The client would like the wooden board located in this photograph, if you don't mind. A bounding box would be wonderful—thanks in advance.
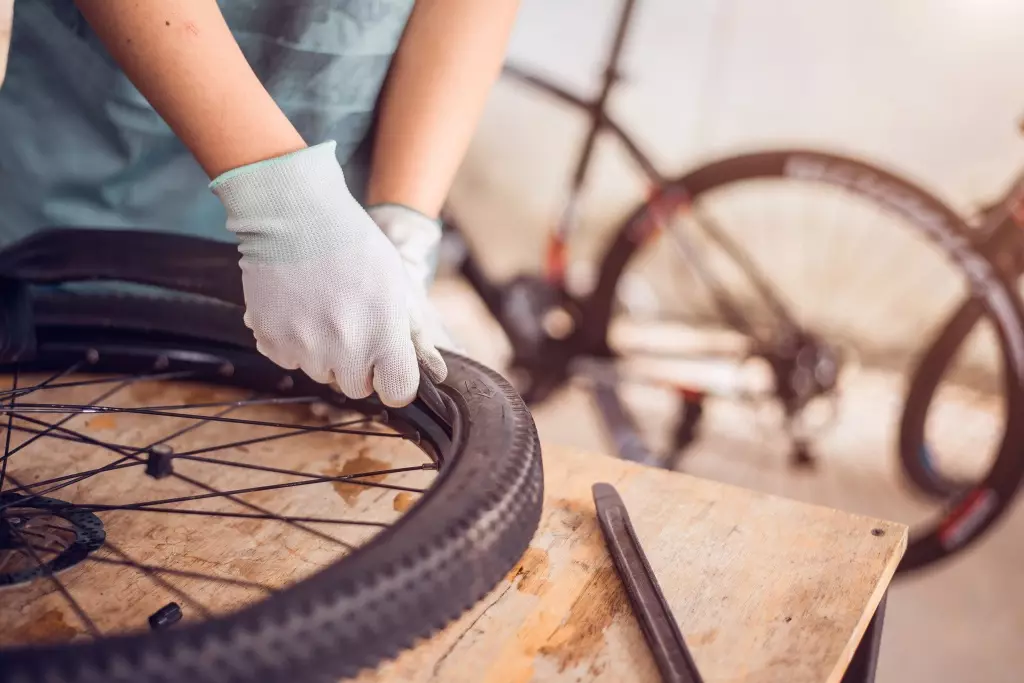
[0,377,435,645]
[359,447,907,683]
[0,374,905,682]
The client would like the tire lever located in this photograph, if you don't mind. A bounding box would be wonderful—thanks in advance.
[592,483,705,683]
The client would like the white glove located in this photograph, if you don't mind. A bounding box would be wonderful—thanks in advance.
[367,204,461,352]
[211,141,446,407]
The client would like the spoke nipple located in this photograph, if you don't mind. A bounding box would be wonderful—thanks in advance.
[421,462,439,471]
[154,355,170,370]
[218,362,235,377]
[85,349,100,364]
[148,602,182,631]
[145,444,175,480]
[277,375,295,391]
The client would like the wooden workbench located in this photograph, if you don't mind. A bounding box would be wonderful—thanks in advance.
[1,372,904,683]
[360,446,906,683]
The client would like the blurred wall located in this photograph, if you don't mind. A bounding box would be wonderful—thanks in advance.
[451,0,1024,276]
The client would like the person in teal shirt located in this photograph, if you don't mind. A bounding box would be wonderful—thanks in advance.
[0,0,520,406]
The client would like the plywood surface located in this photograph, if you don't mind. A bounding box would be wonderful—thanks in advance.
[360,447,907,683]
[0,378,435,645]
[1,375,905,683]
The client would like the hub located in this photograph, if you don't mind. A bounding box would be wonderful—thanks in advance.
[0,493,105,587]
[762,332,841,413]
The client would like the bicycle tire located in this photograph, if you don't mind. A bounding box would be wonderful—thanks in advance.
[589,149,1024,573]
[1,290,544,683]
[898,298,991,498]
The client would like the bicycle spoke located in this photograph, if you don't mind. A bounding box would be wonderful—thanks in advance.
[85,553,273,593]
[176,454,429,491]
[1,369,18,491]
[0,420,356,551]
[99,541,213,618]
[7,422,136,450]
[0,361,83,401]
[11,412,137,451]
[142,392,260,452]
[71,505,390,527]
[659,211,760,339]
[0,409,246,503]
[122,395,321,412]
[65,465,431,513]
[10,526,101,638]
[172,416,376,458]
[0,369,197,400]
[2,404,400,439]
[1,461,143,496]
[2,369,161,468]
[690,206,800,331]
[151,469,357,550]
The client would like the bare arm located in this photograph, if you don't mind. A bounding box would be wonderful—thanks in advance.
[74,0,305,178]
[366,0,521,218]
[0,0,12,90]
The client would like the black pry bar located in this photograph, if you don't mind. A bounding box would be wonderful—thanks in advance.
[592,482,705,683]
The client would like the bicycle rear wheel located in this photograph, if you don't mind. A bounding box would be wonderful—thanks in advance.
[587,150,1024,573]
[899,299,1004,499]
[0,284,542,682]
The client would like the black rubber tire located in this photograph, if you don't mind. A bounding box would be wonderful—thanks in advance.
[587,149,1024,574]
[1,292,544,683]
[899,298,991,498]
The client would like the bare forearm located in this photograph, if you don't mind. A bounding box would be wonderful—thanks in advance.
[75,0,305,178]
[367,0,520,217]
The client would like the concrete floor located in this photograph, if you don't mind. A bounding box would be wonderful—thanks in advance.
[433,277,1024,683]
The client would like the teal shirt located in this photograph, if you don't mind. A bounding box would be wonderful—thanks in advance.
[0,0,414,248]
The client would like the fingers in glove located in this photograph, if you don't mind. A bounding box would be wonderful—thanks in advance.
[410,323,448,384]
[372,339,421,407]
[336,364,375,401]
[255,339,301,371]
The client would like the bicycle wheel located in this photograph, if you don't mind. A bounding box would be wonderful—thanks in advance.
[899,299,1005,499]
[0,241,543,682]
[587,150,1024,573]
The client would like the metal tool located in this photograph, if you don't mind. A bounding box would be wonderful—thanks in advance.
[592,482,705,683]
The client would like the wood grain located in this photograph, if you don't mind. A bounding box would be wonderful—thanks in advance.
[0,377,434,646]
[359,447,907,683]
[0,375,906,682]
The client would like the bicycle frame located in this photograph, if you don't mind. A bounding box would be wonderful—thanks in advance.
[453,0,802,387]
[504,0,666,287]
[455,0,670,323]
[973,167,1024,275]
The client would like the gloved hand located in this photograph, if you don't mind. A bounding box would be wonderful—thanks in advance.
[367,203,461,352]
[211,141,447,407]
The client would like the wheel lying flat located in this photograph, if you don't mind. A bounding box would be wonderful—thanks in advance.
[0,290,543,683]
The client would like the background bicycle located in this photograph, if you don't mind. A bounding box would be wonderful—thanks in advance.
[433,1,1024,680]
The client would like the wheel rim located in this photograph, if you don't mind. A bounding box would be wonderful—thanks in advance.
[0,331,455,649]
